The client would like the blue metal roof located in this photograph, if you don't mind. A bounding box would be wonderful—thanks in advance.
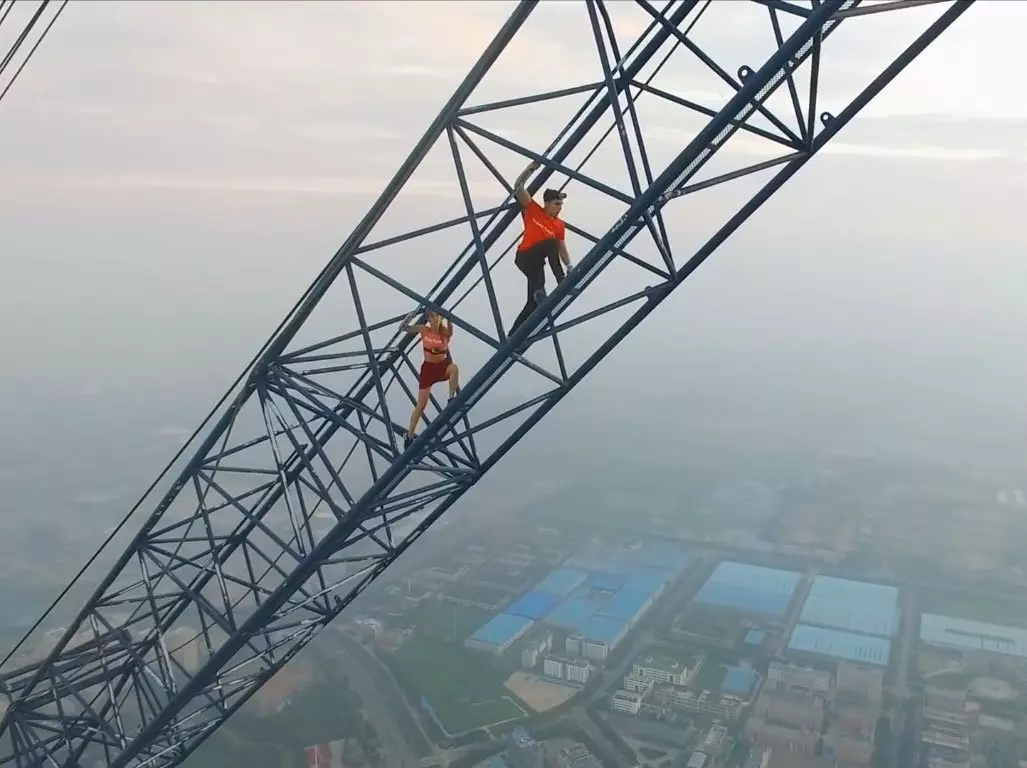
[587,572,626,592]
[469,613,533,646]
[920,614,1027,659]
[579,615,628,645]
[598,589,651,623]
[799,576,898,637]
[787,624,891,666]
[722,666,758,696]
[533,568,588,597]
[506,591,560,620]
[694,561,801,617]
[545,595,604,630]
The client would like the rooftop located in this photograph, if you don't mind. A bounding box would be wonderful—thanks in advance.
[787,624,891,666]
[586,571,626,592]
[579,615,628,645]
[469,613,533,647]
[722,666,759,696]
[694,561,801,617]
[798,576,899,637]
[533,568,588,598]
[546,595,604,631]
[637,654,690,675]
[598,588,651,622]
[506,591,560,620]
[920,613,1027,658]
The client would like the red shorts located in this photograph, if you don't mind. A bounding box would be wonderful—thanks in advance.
[418,360,450,390]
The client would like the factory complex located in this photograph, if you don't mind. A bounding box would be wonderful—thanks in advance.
[355,524,1027,768]
[465,541,690,665]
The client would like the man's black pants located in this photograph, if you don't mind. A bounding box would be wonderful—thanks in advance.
[510,239,565,334]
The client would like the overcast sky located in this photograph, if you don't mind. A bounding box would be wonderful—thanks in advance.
[1,0,1026,529]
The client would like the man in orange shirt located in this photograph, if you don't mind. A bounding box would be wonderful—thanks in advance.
[509,160,573,335]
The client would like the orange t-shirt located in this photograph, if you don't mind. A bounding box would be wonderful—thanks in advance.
[517,199,565,252]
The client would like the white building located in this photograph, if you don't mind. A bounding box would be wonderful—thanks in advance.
[702,725,728,756]
[581,639,609,663]
[522,646,541,669]
[565,635,581,656]
[543,657,564,679]
[566,659,592,685]
[622,674,653,695]
[521,633,553,669]
[611,690,643,716]
[632,654,694,686]
[653,687,744,720]
[686,752,709,768]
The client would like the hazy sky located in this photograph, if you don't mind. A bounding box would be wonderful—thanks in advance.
[2,0,1026,543]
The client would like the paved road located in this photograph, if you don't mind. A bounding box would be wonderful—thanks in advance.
[774,567,816,656]
[893,589,916,701]
[573,711,628,768]
[327,630,436,765]
[887,589,917,768]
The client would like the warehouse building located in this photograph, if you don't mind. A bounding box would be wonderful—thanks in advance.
[465,613,534,655]
[787,624,891,666]
[597,588,653,628]
[798,576,899,638]
[920,613,1027,659]
[506,592,561,621]
[693,561,801,617]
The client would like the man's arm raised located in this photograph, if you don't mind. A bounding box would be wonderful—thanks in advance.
[513,160,538,208]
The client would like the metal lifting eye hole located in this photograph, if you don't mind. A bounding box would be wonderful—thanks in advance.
[821,112,834,125]
[738,65,753,82]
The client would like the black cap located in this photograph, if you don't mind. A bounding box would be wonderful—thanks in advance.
[543,189,567,203]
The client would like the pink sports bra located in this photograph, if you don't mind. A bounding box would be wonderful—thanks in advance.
[421,328,449,356]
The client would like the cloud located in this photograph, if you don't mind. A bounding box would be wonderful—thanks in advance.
[821,142,1006,163]
[2,171,506,198]
[1,0,1026,207]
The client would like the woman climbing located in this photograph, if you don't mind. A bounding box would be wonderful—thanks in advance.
[509,159,574,335]
[400,309,460,450]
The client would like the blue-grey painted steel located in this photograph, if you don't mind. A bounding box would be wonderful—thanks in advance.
[0,0,972,765]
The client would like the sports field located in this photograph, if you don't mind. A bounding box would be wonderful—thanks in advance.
[504,672,577,712]
[389,637,527,734]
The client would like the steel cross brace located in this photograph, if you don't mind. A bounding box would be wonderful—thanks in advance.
[0,0,972,765]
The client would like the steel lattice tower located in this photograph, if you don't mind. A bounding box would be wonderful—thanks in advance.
[0,0,972,765]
